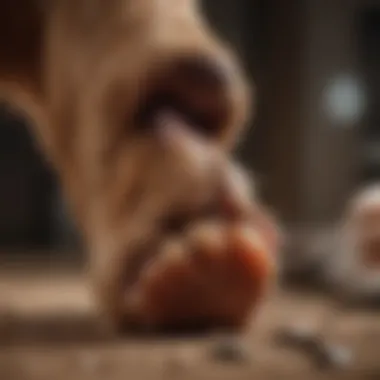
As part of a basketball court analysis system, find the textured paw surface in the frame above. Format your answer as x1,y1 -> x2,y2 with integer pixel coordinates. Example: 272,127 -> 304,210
124,221 -> 275,331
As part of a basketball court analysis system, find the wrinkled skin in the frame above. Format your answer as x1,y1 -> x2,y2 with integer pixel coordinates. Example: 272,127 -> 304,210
0,0 -> 281,332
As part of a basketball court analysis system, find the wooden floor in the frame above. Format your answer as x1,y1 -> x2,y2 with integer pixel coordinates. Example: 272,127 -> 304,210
1,262 -> 380,380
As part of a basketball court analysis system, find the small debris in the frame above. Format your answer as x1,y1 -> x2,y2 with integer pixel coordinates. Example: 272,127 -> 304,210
274,323 -> 316,347
274,325 -> 353,370
314,343 -> 353,370
210,335 -> 250,363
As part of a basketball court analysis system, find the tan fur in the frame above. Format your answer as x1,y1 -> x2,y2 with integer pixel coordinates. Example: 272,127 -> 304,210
0,0 -> 275,332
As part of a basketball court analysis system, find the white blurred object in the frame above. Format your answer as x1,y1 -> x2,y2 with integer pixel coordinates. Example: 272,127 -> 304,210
320,344 -> 353,369
324,73 -> 366,126
326,183 -> 380,301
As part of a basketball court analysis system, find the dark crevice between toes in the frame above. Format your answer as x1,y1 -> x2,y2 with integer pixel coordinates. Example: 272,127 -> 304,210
161,214 -> 190,234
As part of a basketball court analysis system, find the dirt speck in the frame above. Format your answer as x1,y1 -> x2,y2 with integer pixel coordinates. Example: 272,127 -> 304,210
210,335 -> 250,363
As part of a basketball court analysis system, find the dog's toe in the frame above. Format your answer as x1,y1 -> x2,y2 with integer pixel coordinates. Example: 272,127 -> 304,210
127,221 -> 275,331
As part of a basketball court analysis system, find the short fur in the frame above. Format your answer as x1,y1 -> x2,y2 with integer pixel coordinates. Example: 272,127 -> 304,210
0,0 -> 279,332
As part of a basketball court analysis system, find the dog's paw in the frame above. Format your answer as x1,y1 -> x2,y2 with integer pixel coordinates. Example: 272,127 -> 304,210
124,221 -> 275,331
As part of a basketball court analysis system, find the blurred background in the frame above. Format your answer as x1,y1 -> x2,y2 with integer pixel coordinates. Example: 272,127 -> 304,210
1,0 -> 380,379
